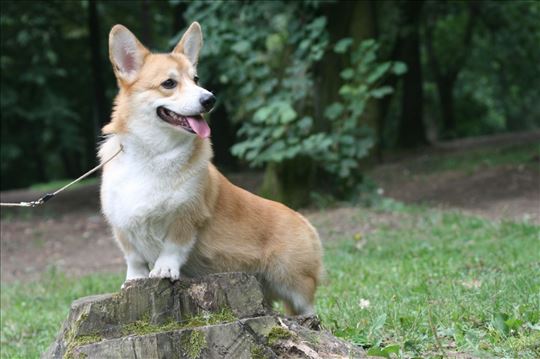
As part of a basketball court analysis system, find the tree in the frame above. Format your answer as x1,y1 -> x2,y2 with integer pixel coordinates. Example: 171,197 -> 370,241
397,0 -> 427,148
88,0 -> 108,136
184,1 -> 401,206
0,1 -> 90,188
477,1 -> 540,131
424,1 -> 479,137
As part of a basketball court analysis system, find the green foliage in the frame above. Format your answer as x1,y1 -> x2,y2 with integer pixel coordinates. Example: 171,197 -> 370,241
426,2 -> 473,74
182,1 -> 324,124
0,2 -> 91,189
0,1 -> 177,190
464,1 -> 540,132
184,2 -> 330,164
424,1 -> 540,138
2,1 -> 538,191
229,34 -> 396,188
322,39 -> 405,183
183,2 -> 403,195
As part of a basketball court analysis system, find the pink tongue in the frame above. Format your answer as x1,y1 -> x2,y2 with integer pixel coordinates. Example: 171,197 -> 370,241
186,116 -> 211,139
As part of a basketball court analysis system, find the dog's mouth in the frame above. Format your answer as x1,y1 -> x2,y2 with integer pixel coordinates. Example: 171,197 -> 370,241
156,106 -> 211,139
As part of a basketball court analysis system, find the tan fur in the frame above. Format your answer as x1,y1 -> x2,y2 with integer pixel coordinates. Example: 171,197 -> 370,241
177,163 -> 323,314
104,54 -> 193,135
101,23 -> 323,315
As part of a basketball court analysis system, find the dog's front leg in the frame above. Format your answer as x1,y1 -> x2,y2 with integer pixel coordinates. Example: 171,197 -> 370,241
149,236 -> 195,281
114,229 -> 150,288
125,251 -> 150,280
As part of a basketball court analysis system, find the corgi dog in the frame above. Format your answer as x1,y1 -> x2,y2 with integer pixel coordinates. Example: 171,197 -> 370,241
99,22 -> 322,315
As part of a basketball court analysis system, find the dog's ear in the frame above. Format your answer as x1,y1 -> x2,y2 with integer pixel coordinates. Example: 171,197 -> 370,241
173,22 -> 203,67
109,25 -> 149,84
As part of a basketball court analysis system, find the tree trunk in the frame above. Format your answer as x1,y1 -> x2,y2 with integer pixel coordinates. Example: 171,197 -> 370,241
259,159 -> 314,209
172,1 -> 187,40
437,75 -> 457,135
376,27 -> 402,160
140,0 -> 152,47
88,0 -> 107,130
425,3 -> 479,138
351,1 -> 380,159
86,0 -> 109,173
318,1 -> 379,141
261,1 -> 381,206
397,2 -> 427,148
316,1 -> 356,131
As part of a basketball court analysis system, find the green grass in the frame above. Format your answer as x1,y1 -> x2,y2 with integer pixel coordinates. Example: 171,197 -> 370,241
317,208 -> 540,358
1,207 -> 539,358
28,178 -> 99,192
0,269 -> 123,359
413,143 -> 539,174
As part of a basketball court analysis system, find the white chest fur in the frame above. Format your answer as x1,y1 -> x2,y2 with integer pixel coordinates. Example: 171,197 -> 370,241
100,135 -> 209,263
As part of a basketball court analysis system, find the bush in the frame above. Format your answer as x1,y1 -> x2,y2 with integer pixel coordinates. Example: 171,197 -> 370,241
182,2 -> 404,204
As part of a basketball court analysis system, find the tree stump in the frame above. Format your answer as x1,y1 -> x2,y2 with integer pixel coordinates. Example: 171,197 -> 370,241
42,272 -> 366,358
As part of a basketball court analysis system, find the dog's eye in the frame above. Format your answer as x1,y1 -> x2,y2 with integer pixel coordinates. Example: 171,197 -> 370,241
161,79 -> 177,89
194,75 -> 199,85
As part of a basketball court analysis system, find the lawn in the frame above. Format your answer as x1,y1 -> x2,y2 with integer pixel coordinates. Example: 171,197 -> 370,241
318,207 -> 540,358
0,271 -> 123,358
1,206 -> 539,358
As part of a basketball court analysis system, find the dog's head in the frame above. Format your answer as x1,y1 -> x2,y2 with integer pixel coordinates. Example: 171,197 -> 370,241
104,22 -> 215,141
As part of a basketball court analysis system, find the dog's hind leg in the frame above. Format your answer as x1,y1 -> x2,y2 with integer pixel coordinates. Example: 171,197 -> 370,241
280,275 -> 316,316
258,275 -> 279,310
264,265 -> 318,316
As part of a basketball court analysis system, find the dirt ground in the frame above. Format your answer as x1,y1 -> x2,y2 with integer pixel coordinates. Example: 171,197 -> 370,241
1,132 -> 538,282
371,131 -> 540,223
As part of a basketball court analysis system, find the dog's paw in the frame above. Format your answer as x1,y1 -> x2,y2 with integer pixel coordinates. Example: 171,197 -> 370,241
121,277 -> 146,290
149,260 -> 180,281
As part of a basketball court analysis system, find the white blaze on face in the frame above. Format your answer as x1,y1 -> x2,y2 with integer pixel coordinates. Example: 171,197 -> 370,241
127,64 -> 214,143
154,68 -> 212,117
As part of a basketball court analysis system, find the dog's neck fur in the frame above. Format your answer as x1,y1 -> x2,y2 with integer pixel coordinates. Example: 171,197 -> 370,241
105,90 -> 213,178
101,128 -> 213,186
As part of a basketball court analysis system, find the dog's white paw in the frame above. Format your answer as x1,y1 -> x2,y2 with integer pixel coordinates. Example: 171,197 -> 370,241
121,277 -> 146,290
149,259 -> 180,281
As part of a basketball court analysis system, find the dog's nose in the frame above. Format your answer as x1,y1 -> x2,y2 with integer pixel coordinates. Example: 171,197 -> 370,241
200,93 -> 216,112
